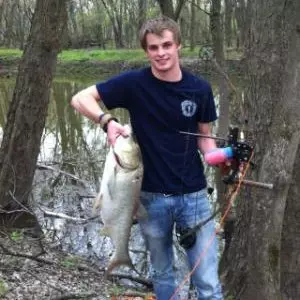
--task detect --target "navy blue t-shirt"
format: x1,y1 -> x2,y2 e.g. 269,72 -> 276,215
96,67 -> 217,194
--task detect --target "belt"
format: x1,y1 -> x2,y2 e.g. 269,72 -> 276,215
163,193 -> 182,197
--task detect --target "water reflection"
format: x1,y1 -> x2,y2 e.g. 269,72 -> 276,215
0,76 -> 146,270
0,77 -> 131,185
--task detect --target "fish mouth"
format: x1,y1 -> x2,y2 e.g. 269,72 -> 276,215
113,151 -> 139,170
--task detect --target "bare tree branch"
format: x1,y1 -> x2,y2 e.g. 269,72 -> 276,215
37,163 -> 88,185
49,293 -> 97,300
108,273 -> 153,288
39,207 -> 100,224
187,0 -> 211,16
0,242 -> 53,264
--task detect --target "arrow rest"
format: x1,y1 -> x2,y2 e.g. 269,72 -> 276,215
222,126 -> 254,184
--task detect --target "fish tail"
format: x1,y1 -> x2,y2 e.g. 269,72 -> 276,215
105,257 -> 135,277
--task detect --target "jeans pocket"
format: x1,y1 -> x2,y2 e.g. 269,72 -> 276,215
182,189 -> 212,227
188,188 -> 207,199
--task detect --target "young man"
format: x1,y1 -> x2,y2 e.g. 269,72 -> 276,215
71,16 -> 223,300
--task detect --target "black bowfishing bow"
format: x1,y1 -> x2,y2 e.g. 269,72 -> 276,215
176,127 -> 273,249
180,126 -> 273,189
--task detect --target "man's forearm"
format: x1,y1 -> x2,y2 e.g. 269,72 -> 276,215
198,137 -> 217,154
71,95 -> 103,122
71,85 -> 103,123
197,122 -> 217,154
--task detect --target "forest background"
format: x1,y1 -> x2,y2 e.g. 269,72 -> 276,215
0,1 -> 299,300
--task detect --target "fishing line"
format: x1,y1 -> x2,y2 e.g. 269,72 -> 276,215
170,151 -> 254,300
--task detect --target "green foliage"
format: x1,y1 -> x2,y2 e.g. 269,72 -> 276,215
0,48 -> 22,57
10,230 -> 23,242
109,284 -> 126,298
58,49 -> 148,62
0,47 -> 242,64
0,48 -> 22,65
0,280 -> 8,297
61,255 -> 82,268
0,47 -> 201,63
181,46 -> 201,58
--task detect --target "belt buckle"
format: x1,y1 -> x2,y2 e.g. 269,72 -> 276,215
163,193 -> 173,197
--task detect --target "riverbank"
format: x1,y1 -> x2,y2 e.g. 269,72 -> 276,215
0,48 -> 242,78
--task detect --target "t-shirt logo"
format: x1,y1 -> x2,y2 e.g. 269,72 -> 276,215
181,100 -> 197,117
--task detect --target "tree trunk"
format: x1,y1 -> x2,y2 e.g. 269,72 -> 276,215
0,0 -> 4,28
280,7 -> 300,297
281,146 -> 300,300
210,0 -> 231,223
210,0 -> 228,135
68,0 -> 79,47
4,0 -> 18,47
156,0 -> 186,21
100,0 -> 124,48
156,0 -> 175,19
224,0 -> 233,47
189,0 -> 196,51
0,0 -> 68,228
223,1 -> 300,299
138,0 -> 147,30
234,0 -> 247,49
174,0 -> 186,21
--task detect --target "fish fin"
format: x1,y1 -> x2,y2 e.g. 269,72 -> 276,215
92,193 -> 103,216
135,203 -> 148,221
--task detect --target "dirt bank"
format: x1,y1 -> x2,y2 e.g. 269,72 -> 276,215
0,57 -> 242,78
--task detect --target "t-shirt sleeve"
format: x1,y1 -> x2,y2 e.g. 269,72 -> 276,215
95,71 -> 133,110
197,82 -> 218,123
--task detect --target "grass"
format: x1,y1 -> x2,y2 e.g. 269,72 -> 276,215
0,48 -> 22,56
0,47 -> 200,62
58,48 -> 147,62
0,46 -> 241,63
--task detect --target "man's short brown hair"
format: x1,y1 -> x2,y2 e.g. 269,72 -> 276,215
139,16 -> 181,50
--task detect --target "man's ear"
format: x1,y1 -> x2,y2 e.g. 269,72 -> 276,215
177,44 -> 182,50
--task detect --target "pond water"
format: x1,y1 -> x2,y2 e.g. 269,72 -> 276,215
0,71 -> 243,293
0,73 -> 226,165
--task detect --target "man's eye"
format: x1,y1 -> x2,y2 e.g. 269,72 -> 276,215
148,45 -> 158,51
163,43 -> 172,49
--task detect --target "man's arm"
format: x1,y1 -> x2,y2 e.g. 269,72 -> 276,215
197,122 -> 217,154
70,85 -> 128,145
71,85 -> 103,122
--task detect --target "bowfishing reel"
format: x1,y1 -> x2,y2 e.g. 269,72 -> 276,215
222,127 -> 254,184
176,227 -> 196,250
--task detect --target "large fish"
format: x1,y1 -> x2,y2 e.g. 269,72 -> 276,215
94,124 -> 146,275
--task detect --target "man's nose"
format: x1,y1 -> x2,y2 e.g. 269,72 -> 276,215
157,46 -> 165,56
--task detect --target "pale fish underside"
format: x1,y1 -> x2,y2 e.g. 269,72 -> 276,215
94,125 -> 147,276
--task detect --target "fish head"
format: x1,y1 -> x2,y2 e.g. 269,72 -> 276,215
113,125 -> 141,170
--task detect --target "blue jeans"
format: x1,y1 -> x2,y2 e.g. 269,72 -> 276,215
139,189 -> 223,300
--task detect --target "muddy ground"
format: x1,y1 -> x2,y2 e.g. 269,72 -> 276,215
0,231 -> 154,300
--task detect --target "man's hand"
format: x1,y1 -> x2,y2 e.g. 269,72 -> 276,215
107,121 -> 130,146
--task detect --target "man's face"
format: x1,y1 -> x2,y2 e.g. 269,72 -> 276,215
145,29 -> 181,73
